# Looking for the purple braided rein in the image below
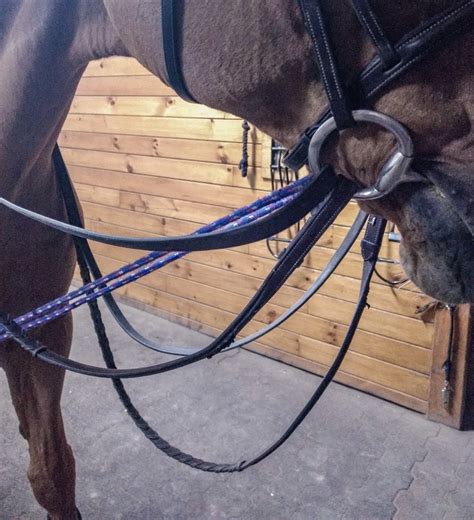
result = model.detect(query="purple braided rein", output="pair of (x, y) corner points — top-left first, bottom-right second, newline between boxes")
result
(0, 177), (309, 343)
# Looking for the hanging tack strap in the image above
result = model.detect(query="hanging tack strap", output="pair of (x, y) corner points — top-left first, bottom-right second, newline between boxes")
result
(239, 121), (251, 177)
(441, 304), (457, 410)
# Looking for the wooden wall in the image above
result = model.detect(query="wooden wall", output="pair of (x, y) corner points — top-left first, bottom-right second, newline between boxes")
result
(60, 57), (436, 413)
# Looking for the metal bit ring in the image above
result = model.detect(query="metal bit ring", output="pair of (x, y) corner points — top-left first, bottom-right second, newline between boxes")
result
(308, 110), (417, 200)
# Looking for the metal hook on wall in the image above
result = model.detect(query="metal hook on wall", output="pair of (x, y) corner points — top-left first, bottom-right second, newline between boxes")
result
(266, 140), (303, 259)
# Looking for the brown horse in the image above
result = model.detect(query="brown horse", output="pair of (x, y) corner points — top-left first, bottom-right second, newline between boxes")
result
(0, 1), (472, 517)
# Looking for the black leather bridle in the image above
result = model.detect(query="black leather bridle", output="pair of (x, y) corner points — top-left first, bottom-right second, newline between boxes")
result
(163, 0), (473, 174)
(1, 0), (472, 473)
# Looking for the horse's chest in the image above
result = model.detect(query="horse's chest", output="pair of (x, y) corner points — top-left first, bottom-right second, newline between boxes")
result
(0, 161), (76, 315)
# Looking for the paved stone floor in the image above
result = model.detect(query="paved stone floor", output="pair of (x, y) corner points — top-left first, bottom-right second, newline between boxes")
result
(1, 303), (474, 519)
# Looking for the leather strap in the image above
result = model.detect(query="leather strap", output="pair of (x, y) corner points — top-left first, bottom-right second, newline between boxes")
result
(55, 145), (368, 356)
(0, 164), (339, 252)
(4, 175), (358, 379)
(285, 0), (474, 171)
(351, 0), (399, 69)
(298, 0), (354, 129)
(239, 215), (386, 470)
(2, 157), (384, 473)
(54, 145), (210, 357)
(54, 147), (197, 357)
(356, 1), (474, 101)
(162, 0), (197, 103)
(54, 146), (378, 473)
(229, 210), (368, 351)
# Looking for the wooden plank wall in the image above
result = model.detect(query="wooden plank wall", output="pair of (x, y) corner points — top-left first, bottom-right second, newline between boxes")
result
(60, 57), (436, 413)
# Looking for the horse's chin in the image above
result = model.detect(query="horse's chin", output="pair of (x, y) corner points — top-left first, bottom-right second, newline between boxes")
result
(399, 237), (473, 305)
(386, 169), (473, 304)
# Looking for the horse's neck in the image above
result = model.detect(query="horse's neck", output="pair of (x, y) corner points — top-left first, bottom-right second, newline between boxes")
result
(104, 0), (448, 147)
(179, 0), (457, 147)
(176, 0), (468, 160)
(0, 0), (123, 205)
(102, 0), (329, 147)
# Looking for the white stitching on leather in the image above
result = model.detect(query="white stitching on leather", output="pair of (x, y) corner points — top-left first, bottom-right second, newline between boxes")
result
(301, 5), (334, 101)
(360, 1), (472, 80)
(401, 2), (472, 47)
(366, 55), (421, 97)
(313, 4), (344, 99)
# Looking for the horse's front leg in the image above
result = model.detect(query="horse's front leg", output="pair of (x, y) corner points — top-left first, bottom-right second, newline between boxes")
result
(3, 313), (79, 520)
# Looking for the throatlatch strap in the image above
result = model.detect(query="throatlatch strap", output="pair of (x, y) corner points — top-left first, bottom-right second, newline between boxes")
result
(162, 0), (197, 103)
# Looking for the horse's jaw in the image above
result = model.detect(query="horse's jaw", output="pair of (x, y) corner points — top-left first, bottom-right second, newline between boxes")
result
(372, 163), (474, 304)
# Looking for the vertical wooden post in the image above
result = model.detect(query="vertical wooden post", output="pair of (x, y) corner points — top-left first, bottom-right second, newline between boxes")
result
(428, 304), (474, 429)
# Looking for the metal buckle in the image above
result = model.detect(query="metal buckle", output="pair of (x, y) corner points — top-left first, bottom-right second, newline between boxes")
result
(308, 109), (420, 200)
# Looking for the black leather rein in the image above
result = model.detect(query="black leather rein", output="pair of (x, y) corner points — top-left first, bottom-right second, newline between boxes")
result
(0, 168), (334, 252)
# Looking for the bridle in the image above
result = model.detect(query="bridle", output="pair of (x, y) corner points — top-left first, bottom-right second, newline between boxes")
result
(163, 0), (473, 197)
(0, 0), (472, 473)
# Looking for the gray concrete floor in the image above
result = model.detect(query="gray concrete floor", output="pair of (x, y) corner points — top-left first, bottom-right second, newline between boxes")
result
(1, 302), (474, 519)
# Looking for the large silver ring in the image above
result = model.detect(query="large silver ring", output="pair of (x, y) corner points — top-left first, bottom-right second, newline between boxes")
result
(308, 109), (417, 200)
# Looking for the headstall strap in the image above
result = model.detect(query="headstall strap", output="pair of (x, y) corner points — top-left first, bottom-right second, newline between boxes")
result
(298, 0), (355, 129)
(351, 0), (399, 69)
(284, 0), (474, 172)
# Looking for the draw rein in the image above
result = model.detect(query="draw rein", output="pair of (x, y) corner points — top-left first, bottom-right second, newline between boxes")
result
(0, 0), (472, 473)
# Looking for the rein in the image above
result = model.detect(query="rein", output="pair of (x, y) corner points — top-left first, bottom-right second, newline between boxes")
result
(1, 0), (472, 472)
(0, 163), (385, 471)
(0, 149), (383, 472)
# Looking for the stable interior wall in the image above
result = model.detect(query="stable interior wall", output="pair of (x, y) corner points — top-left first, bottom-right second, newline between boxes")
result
(61, 57), (436, 414)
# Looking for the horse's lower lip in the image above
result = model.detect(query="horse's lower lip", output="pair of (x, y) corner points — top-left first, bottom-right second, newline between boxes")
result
(400, 242), (474, 304)
(374, 159), (473, 304)
(412, 160), (474, 237)
(395, 180), (474, 304)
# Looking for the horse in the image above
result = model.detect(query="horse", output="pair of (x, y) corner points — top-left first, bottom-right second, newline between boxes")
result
(0, 1), (472, 518)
